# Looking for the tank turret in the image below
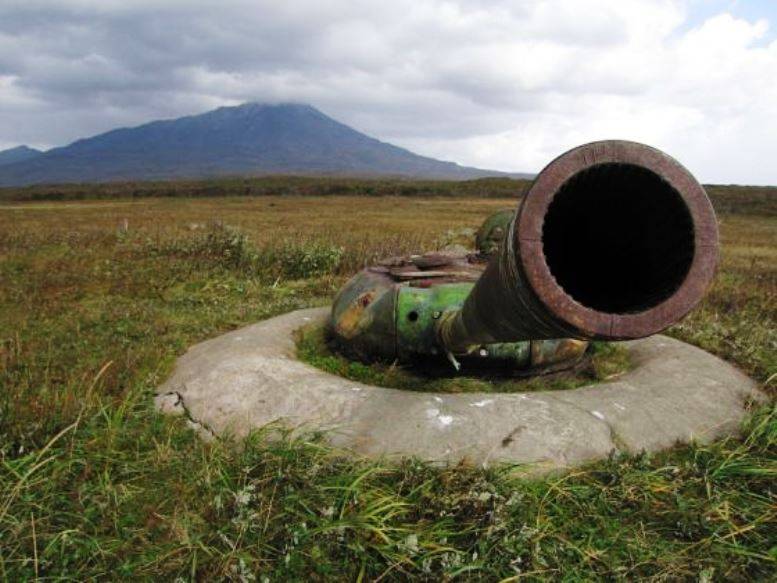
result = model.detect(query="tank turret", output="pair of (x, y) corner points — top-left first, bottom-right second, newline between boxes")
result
(330, 140), (719, 374)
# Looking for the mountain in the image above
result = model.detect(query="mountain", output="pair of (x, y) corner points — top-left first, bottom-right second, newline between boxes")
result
(0, 145), (42, 167)
(0, 103), (526, 186)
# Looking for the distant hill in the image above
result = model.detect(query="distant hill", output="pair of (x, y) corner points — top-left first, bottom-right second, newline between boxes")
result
(0, 103), (529, 186)
(0, 145), (42, 167)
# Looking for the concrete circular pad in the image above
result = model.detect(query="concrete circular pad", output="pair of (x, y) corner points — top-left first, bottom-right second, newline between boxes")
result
(156, 307), (765, 473)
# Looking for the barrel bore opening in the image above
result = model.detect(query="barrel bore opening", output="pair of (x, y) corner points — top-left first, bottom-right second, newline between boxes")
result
(541, 163), (695, 314)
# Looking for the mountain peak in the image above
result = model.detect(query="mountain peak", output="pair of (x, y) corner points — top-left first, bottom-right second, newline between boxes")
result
(191, 102), (327, 127)
(215, 101), (319, 115)
(0, 104), (519, 185)
(0, 145), (43, 167)
(6, 145), (38, 153)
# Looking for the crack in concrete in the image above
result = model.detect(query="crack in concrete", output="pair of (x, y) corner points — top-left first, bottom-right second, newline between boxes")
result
(157, 387), (217, 441)
(501, 425), (526, 447)
(545, 393), (627, 454)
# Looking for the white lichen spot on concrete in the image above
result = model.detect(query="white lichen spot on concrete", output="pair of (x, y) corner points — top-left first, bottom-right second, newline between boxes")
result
(470, 399), (495, 408)
(591, 410), (606, 421)
(426, 407), (455, 427)
(613, 402), (626, 411)
(433, 396), (443, 403)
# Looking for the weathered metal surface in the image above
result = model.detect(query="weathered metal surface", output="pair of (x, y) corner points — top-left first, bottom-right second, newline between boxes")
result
(475, 208), (513, 255)
(530, 338), (588, 369)
(331, 247), (588, 373)
(330, 140), (717, 375)
(329, 268), (397, 361)
(437, 140), (719, 353)
(395, 282), (471, 357)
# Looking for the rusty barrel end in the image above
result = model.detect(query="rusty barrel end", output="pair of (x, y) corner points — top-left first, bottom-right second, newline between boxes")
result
(439, 140), (719, 352)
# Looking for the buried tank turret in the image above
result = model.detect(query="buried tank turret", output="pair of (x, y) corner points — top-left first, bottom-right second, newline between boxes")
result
(329, 140), (719, 374)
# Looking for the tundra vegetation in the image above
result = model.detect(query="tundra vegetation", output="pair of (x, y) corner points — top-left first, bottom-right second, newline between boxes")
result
(0, 184), (774, 580)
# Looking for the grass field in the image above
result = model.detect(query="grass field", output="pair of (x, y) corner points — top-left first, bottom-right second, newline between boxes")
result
(0, 190), (775, 580)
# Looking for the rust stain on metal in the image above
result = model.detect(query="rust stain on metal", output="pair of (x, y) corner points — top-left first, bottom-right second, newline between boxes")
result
(333, 291), (375, 339)
(531, 339), (588, 367)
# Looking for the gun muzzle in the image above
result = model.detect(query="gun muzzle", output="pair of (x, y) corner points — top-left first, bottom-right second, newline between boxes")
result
(438, 140), (719, 353)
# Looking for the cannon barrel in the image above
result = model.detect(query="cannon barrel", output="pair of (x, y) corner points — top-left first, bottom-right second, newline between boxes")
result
(437, 140), (719, 354)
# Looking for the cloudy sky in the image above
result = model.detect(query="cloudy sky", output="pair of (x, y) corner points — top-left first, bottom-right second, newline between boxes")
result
(1, 0), (776, 184)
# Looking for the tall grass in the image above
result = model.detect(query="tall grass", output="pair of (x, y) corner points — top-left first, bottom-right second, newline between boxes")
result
(0, 195), (774, 579)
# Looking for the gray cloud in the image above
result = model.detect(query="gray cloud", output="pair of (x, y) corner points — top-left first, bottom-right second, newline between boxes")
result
(0, 0), (776, 183)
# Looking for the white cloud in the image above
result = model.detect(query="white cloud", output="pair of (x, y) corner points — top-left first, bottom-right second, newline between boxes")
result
(0, 0), (775, 183)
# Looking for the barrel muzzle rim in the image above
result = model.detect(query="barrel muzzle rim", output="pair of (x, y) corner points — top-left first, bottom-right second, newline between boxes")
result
(516, 140), (719, 340)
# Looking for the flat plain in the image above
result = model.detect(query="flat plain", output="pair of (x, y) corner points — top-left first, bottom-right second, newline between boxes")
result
(0, 187), (775, 580)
